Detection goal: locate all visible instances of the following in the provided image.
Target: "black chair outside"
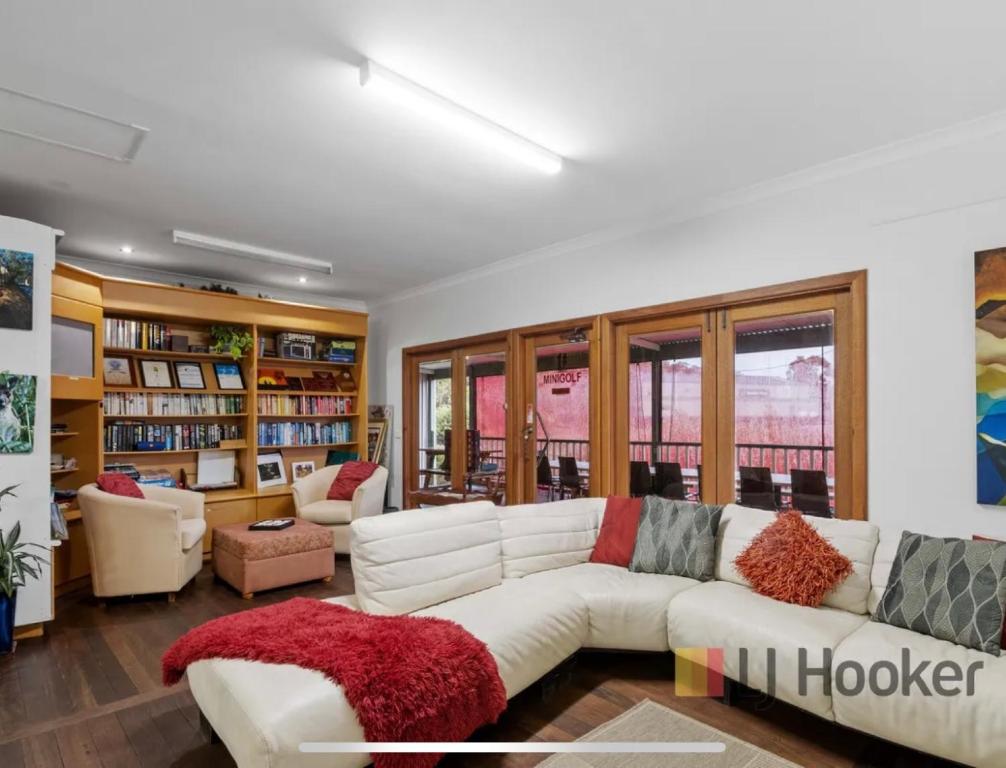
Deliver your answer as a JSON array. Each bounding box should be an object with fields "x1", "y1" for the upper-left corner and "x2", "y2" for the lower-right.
[
  {"x1": 558, "y1": 456, "x2": 585, "y2": 499},
  {"x1": 629, "y1": 461, "x2": 652, "y2": 497},
  {"x1": 790, "y1": 468, "x2": 832, "y2": 517},
  {"x1": 654, "y1": 462, "x2": 686, "y2": 500},
  {"x1": 739, "y1": 466, "x2": 777, "y2": 511},
  {"x1": 537, "y1": 454, "x2": 558, "y2": 501}
]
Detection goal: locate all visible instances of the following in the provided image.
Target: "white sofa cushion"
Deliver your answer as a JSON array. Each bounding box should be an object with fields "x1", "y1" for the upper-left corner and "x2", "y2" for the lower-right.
[
  {"x1": 350, "y1": 501, "x2": 501, "y2": 615},
  {"x1": 187, "y1": 658, "x2": 369, "y2": 768},
  {"x1": 868, "y1": 528, "x2": 901, "y2": 615},
  {"x1": 832, "y1": 621, "x2": 1006, "y2": 767},
  {"x1": 497, "y1": 497, "x2": 605, "y2": 578},
  {"x1": 299, "y1": 499, "x2": 354, "y2": 524},
  {"x1": 415, "y1": 579, "x2": 588, "y2": 698},
  {"x1": 519, "y1": 562, "x2": 700, "y2": 651},
  {"x1": 667, "y1": 580, "x2": 868, "y2": 719},
  {"x1": 715, "y1": 504, "x2": 880, "y2": 614},
  {"x1": 179, "y1": 518, "x2": 206, "y2": 551}
]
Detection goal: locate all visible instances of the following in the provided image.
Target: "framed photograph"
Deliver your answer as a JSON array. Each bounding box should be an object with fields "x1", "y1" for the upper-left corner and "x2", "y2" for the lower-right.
[
  {"x1": 213, "y1": 362, "x2": 245, "y2": 390},
  {"x1": 139, "y1": 359, "x2": 174, "y2": 388},
  {"x1": 0, "y1": 249, "x2": 33, "y2": 331},
  {"x1": 291, "y1": 460, "x2": 315, "y2": 481},
  {"x1": 172, "y1": 361, "x2": 206, "y2": 390},
  {"x1": 256, "y1": 452, "x2": 287, "y2": 488},
  {"x1": 103, "y1": 356, "x2": 135, "y2": 387},
  {"x1": 368, "y1": 420, "x2": 388, "y2": 464},
  {"x1": 0, "y1": 372, "x2": 37, "y2": 453},
  {"x1": 257, "y1": 368, "x2": 288, "y2": 390}
]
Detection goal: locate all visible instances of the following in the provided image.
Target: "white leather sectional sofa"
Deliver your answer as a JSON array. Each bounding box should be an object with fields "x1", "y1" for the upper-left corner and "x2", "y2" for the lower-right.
[{"x1": 186, "y1": 498, "x2": 1006, "y2": 768}]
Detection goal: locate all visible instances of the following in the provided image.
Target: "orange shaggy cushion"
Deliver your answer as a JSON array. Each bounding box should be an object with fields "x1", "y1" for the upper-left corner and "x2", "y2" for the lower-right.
[{"x1": 734, "y1": 512, "x2": 853, "y2": 607}]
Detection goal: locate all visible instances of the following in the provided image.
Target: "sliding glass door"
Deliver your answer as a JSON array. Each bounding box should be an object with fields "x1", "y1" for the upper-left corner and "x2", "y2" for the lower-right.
[
  {"x1": 718, "y1": 294, "x2": 852, "y2": 518},
  {"x1": 612, "y1": 283, "x2": 862, "y2": 519},
  {"x1": 520, "y1": 325, "x2": 599, "y2": 503},
  {"x1": 614, "y1": 313, "x2": 717, "y2": 502},
  {"x1": 404, "y1": 339, "x2": 510, "y2": 507}
]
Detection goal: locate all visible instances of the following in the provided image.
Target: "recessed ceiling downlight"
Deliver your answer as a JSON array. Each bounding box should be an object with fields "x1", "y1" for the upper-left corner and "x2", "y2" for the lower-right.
[{"x1": 359, "y1": 59, "x2": 563, "y2": 175}]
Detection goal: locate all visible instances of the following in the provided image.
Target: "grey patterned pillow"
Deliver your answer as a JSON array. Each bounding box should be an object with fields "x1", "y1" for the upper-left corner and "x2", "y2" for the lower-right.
[
  {"x1": 629, "y1": 497, "x2": 723, "y2": 580},
  {"x1": 874, "y1": 531, "x2": 1006, "y2": 655}
]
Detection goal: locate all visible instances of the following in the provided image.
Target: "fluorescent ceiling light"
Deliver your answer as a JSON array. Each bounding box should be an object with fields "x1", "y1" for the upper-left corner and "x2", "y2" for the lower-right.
[
  {"x1": 171, "y1": 230, "x2": 333, "y2": 275},
  {"x1": 0, "y1": 85, "x2": 148, "y2": 163},
  {"x1": 119, "y1": 245, "x2": 133, "y2": 254},
  {"x1": 360, "y1": 59, "x2": 563, "y2": 175}
]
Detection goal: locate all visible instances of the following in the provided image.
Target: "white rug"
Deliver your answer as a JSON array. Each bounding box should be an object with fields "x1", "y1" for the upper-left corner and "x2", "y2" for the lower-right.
[{"x1": 536, "y1": 699, "x2": 802, "y2": 768}]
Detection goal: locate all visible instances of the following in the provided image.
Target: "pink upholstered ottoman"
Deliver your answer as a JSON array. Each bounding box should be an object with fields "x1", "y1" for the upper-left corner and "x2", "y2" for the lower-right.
[{"x1": 212, "y1": 518, "x2": 334, "y2": 599}]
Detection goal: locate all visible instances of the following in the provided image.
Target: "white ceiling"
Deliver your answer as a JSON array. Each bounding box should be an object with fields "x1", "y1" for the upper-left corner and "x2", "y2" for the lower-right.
[{"x1": 2, "y1": 1, "x2": 1006, "y2": 304}]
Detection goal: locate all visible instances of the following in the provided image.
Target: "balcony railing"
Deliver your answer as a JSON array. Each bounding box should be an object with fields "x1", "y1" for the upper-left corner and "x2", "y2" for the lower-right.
[{"x1": 477, "y1": 437, "x2": 833, "y2": 478}]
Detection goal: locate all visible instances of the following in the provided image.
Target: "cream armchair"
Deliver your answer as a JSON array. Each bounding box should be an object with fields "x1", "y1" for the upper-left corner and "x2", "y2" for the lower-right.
[
  {"x1": 77, "y1": 484, "x2": 206, "y2": 600},
  {"x1": 292, "y1": 464, "x2": 388, "y2": 553}
]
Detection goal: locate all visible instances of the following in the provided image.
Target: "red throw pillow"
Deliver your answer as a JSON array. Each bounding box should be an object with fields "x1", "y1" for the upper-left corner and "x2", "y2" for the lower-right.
[
  {"x1": 734, "y1": 512, "x2": 853, "y2": 607},
  {"x1": 327, "y1": 460, "x2": 381, "y2": 501},
  {"x1": 974, "y1": 535, "x2": 1006, "y2": 648},
  {"x1": 590, "y1": 496, "x2": 643, "y2": 567},
  {"x1": 96, "y1": 472, "x2": 144, "y2": 499}
]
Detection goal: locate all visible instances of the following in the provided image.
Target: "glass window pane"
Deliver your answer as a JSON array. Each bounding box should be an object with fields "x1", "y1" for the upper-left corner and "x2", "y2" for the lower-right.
[
  {"x1": 465, "y1": 351, "x2": 506, "y2": 504},
  {"x1": 415, "y1": 358, "x2": 452, "y2": 492},
  {"x1": 734, "y1": 310, "x2": 834, "y2": 515},
  {"x1": 629, "y1": 328, "x2": 702, "y2": 500},
  {"x1": 536, "y1": 342, "x2": 589, "y2": 502}
]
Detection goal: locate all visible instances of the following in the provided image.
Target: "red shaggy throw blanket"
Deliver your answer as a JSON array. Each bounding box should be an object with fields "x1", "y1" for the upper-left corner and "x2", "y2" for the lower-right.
[{"x1": 162, "y1": 597, "x2": 506, "y2": 768}]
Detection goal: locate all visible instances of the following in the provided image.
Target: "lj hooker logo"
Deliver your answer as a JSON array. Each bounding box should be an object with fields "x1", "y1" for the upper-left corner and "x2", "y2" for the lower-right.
[{"x1": 674, "y1": 648, "x2": 725, "y2": 697}]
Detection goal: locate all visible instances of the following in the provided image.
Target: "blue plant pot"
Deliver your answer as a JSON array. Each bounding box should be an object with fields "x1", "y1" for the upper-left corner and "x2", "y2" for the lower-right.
[{"x1": 0, "y1": 590, "x2": 17, "y2": 654}]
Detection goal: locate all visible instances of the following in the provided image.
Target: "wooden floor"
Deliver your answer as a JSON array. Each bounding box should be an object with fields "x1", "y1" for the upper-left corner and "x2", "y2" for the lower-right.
[{"x1": 0, "y1": 563, "x2": 956, "y2": 768}]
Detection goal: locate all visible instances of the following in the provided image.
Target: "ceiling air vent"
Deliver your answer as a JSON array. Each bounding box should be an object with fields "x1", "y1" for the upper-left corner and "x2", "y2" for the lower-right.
[{"x1": 0, "y1": 85, "x2": 148, "y2": 162}]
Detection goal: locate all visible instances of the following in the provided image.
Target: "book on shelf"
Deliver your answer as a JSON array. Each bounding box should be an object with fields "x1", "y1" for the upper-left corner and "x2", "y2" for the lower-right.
[
  {"x1": 104, "y1": 392, "x2": 245, "y2": 417},
  {"x1": 136, "y1": 469, "x2": 177, "y2": 487},
  {"x1": 256, "y1": 394, "x2": 352, "y2": 416},
  {"x1": 103, "y1": 462, "x2": 140, "y2": 479},
  {"x1": 256, "y1": 421, "x2": 352, "y2": 447},
  {"x1": 104, "y1": 317, "x2": 173, "y2": 350},
  {"x1": 104, "y1": 421, "x2": 242, "y2": 452}
]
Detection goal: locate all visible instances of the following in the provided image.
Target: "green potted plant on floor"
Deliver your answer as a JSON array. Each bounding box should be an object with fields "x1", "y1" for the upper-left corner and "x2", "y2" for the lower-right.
[{"x1": 0, "y1": 485, "x2": 47, "y2": 654}]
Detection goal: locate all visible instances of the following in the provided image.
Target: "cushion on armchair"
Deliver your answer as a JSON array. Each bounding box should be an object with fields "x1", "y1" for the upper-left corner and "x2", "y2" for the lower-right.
[
  {"x1": 96, "y1": 472, "x2": 144, "y2": 498},
  {"x1": 327, "y1": 460, "x2": 380, "y2": 500},
  {"x1": 299, "y1": 499, "x2": 354, "y2": 525}
]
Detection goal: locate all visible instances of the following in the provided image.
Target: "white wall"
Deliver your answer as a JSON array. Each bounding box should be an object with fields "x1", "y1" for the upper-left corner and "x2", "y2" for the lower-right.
[
  {"x1": 370, "y1": 126, "x2": 1006, "y2": 540},
  {"x1": 0, "y1": 215, "x2": 54, "y2": 626}
]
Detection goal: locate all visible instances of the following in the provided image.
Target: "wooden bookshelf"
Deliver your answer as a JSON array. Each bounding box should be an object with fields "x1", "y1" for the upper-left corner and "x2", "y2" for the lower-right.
[{"x1": 50, "y1": 263, "x2": 369, "y2": 585}]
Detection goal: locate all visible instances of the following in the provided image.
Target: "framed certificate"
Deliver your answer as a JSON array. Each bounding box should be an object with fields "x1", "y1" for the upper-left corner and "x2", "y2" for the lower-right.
[
  {"x1": 213, "y1": 362, "x2": 246, "y2": 391},
  {"x1": 103, "y1": 356, "x2": 135, "y2": 387},
  {"x1": 139, "y1": 359, "x2": 174, "y2": 388},
  {"x1": 173, "y1": 361, "x2": 206, "y2": 390}
]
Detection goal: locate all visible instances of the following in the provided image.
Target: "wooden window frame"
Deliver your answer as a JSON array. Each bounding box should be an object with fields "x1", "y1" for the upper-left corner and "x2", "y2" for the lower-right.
[{"x1": 402, "y1": 270, "x2": 866, "y2": 518}]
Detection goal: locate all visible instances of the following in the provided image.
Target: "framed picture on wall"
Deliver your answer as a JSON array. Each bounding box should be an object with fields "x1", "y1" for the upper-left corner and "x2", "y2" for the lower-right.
[
  {"x1": 172, "y1": 361, "x2": 206, "y2": 390},
  {"x1": 0, "y1": 249, "x2": 33, "y2": 331},
  {"x1": 139, "y1": 359, "x2": 174, "y2": 388},
  {"x1": 103, "y1": 356, "x2": 135, "y2": 387},
  {"x1": 213, "y1": 362, "x2": 245, "y2": 391},
  {"x1": 256, "y1": 452, "x2": 287, "y2": 488}
]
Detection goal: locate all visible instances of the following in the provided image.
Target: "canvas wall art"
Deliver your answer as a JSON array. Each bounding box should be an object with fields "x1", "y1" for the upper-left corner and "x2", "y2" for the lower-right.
[
  {"x1": 975, "y1": 248, "x2": 1006, "y2": 503},
  {"x1": 0, "y1": 250, "x2": 33, "y2": 331},
  {"x1": 0, "y1": 372, "x2": 36, "y2": 454}
]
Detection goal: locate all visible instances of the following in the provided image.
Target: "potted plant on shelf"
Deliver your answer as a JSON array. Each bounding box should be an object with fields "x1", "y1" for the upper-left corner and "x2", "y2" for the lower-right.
[
  {"x1": 209, "y1": 325, "x2": 254, "y2": 360},
  {"x1": 0, "y1": 485, "x2": 47, "y2": 655}
]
